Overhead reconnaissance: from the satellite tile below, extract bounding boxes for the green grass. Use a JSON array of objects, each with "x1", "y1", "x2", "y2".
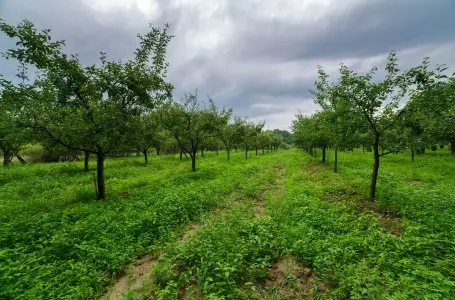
[{"x1": 1, "y1": 149, "x2": 455, "y2": 299}]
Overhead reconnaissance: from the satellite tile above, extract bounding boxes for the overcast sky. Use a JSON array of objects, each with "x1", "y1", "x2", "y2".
[{"x1": 1, "y1": 0, "x2": 455, "y2": 130}]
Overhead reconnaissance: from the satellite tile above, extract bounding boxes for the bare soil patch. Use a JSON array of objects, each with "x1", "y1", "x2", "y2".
[
  {"x1": 324, "y1": 186, "x2": 403, "y2": 235},
  {"x1": 100, "y1": 255, "x2": 157, "y2": 300},
  {"x1": 408, "y1": 180, "x2": 423, "y2": 186},
  {"x1": 263, "y1": 256, "x2": 326, "y2": 299},
  {"x1": 356, "y1": 199, "x2": 403, "y2": 236},
  {"x1": 305, "y1": 164, "x2": 324, "y2": 175},
  {"x1": 179, "y1": 283, "x2": 202, "y2": 300},
  {"x1": 179, "y1": 223, "x2": 200, "y2": 243}
]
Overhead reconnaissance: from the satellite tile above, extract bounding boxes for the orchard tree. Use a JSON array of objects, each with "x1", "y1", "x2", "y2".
[
  {"x1": 313, "y1": 72, "x2": 363, "y2": 172},
  {"x1": 257, "y1": 131, "x2": 272, "y2": 155},
  {"x1": 315, "y1": 51, "x2": 426, "y2": 200},
  {"x1": 270, "y1": 132, "x2": 283, "y2": 151},
  {"x1": 396, "y1": 110, "x2": 427, "y2": 161},
  {"x1": 237, "y1": 119, "x2": 263, "y2": 159},
  {"x1": 407, "y1": 68, "x2": 454, "y2": 154},
  {"x1": 292, "y1": 112, "x2": 330, "y2": 162},
  {"x1": 273, "y1": 129, "x2": 293, "y2": 145},
  {"x1": 131, "y1": 110, "x2": 165, "y2": 165},
  {"x1": 218, "y1": 118, "x2": 241, "y2": 161},
  {"x1": 0, "y1": 67, "x2": 32, "y2": 166},
  {"x1": 0, "y1": 20, "x2": 173, "y2": 199},
  {"x1": 0, "y1": 95, "x2": 27, "y2": 166},
  {"x1": 161, "y1": 92, "x2": 230, "y2": 171}
]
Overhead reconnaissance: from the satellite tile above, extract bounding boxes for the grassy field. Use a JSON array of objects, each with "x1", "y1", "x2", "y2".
[{"x1": 1, "y1": 149, "x2": 454, "y2": 299}]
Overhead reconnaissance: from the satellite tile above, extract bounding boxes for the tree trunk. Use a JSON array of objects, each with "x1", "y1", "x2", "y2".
[
  {"x1": 201, "y1": 148, "x2": 204, "y2": 157},
  {"x1": 16, "y1": 153, "x2": 26, "y2": 164},
  {"x1": 84, "y1": 151, "x2": 90, "y2": 171},
  {"x1": 256, "y1": 148, "x2": 258, "y2": 156},
  {"x1": 370, "y1": 135, "x2": 380, "y2": 201},
  {"x1": 451, "y1": 139, "x2": 455, "y2": 155},
  {"x1": 191, "y1": 151, "x2": 196, "y2": 171},
  {"x1": 262, "y1": 147, "x2": 265, "y2": 155},
  {"x1": 245, "y1": 148, "x2": 248, "y2": 159},
  {"x1": 411, "y1": 149, "x2": 415, "y2": 162},
  {"x1": 216, "y1": 148, "x2": 219, "y2": 155},
  {"x1": 322, "y1": 147, "x2": 326, "y2": 163},
  {"x1": 362, "y1": 146, "x2": 365, "y2": 154},
  {"x1": 227, "y1": 149, "x2": 230, "y2": 161},
  {"x1": 156, "y1": 147, "x2": 160, "y2": 156},
  {"x1": 3, "y1": 150, "x2": 11, "y2": 166},
  {"x1": 143, "y1": 149, "x2": 148, "y2": 165},
  {"x1": 96, "y1": 152, "x2": 106, "y2": 200},
  {"x1": 334, "y1": 148, "x2": 338, "y2": 173}
]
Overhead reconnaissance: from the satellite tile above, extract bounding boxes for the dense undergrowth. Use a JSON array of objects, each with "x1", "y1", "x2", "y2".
[
  {"x1": 0, "y1": 152, "x2": 278, "y2": 299},
  {"x1": 1, "y1": 149, "x2": 454, "y2": 299}
]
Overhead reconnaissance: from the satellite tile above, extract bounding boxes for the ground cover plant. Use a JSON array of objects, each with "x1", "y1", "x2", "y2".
[
  {"x1": 0, "y1": 151, "x2": 281, "y2": 299},
  {"x1": 2, "y1": 148, "x2": 454, "y2": 299}
]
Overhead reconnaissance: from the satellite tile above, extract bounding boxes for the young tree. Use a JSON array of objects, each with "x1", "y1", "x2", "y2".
[
  {"x1": 0, "y1": 20, "x2": 173, "y2": 199},
  {"x1": 130, "y1": 110, "x2": 165, "y2": 165},
  {"x1": 292, "y1": 112, "x2": 331, "y2": 162},
  {"x1": 160, "y1": 92, "x2": 229, "y2": 171},
  {"x1": 257, "y1": 131, "x2": 272, "y2": 155},
  {"x1": 313, "y1": 75, "x2": 363, "y2": 172},
  {"x1": 237, "y1": 119, "x2": 263, "y2": 159},
  {"x1": 314, "y1": 51, "x2": 423, "y2": 200},
  {"x1": 218, "y1": 117, "x2": 241, "y2": 161},
  {"x1": 270, "y1": 132, "x2": 283, "y2": 151}
]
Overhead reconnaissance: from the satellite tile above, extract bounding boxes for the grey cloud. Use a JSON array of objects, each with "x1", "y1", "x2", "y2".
[
  {"x1": 1, "y1": 0, "x2": 455, "y2": 130},
  {"x1": 231, "y1": 0, "x2": 455, "y2": 62}
]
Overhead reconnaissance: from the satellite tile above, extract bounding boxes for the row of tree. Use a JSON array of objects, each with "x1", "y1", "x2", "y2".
[
  {"x1": 293, "y1": 51, "x2": 454, "y2": 201},
  {"x1": 0, "y1": 20, "x2": 285, "y2": 199}
]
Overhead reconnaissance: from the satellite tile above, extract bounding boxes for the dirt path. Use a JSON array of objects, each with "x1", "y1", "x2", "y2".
[
  {"x1": 100, "y1": 255, "x2": 158, "y2": 300},
  {"x1": 254, "y1": 164, "x2": 286, "y2": 218},
  {"x1": 101, "y1": 164, "x2": 287, "y2": 300},
  {"x1": 100, "y1": 221, "x2": 201, "y2": 300}
]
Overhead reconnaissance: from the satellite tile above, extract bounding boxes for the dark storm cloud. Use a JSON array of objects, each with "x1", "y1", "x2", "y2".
[
  {"x1": 1, "y1": 0, "x2": 455, "y2": 129},
  {"x1": 231, "y1": 0, "x2": 455, "y2": 62}
]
